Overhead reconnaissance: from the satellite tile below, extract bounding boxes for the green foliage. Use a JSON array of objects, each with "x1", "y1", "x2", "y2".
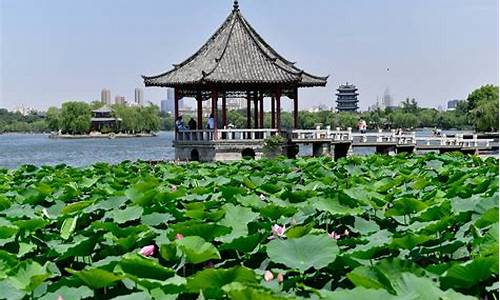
[
  {"x1": 0, "y1": 109, "x2": 48, "y2": 133},
  {"x1": 467, "y1": 85, "x2": 499, "y2": 132},
  {"x1": 60, "y1": 101, "x2": 92, "y2": 134},
  {"x1": 0, "y1": 154, "x2": 497, "y2": 299},
  {"x1": 113, "y1": 104, "x2": 160, "y2": 134}
]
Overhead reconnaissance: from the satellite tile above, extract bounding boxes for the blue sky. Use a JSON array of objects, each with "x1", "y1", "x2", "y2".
[{"x1": 1, "y1": 0, "x2": 498, "y2": 111}]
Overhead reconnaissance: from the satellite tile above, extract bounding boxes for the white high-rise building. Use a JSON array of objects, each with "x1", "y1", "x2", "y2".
[
  {"x1": 160, "y1": 88, "x2": 176, "y2": 113},
  {"x1": 115, "y1": 96, "x2": 126, "y2": 105},
  {"x1": 101, "y1": 89, "x2": 112, "y2": 105},
  {"x1": 383, "y1": 88, "x2": 393, "y2": 109},
  {"x1": 134, "y1": 88, "x2": 144, "y2": 106}
]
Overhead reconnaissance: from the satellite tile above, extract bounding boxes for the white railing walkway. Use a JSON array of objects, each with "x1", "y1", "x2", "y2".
[{"x1": 175, "y1": 128, "x2": 494, "y2": 148}]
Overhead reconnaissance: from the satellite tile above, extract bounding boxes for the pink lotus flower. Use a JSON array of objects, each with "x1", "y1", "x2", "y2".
[
  {"x1": 269, "y1": 224, "x2": 286, "y2": 240},
  {"x1": 175, "y1": 233, "x2": 184, "y2": 240},
  {"x1": 139, "y1": 245, "x2": 155, "y2": 257},
  {"x1": 264, "y1": 271, "x2": 274, "y2": 282},
  {"x1": 328, "y1": 229, "x2": 349, "y2": 240},
  {"x1": 57, "y1": 296, "x2": 64, "y2": 300},
  {"x1": 328, "y1": 231, "x2": 342, "y2": 240},
  {"x1": 277, "y1": 273, "x2": 284, "y2": 284}
]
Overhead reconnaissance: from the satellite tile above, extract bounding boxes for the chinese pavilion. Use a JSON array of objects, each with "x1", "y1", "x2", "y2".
[{"x1": 143, "y1": 0, "x2": 328, "y2": 134}]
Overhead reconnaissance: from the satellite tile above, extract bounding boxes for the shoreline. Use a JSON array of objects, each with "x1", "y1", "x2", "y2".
[{"x1": 48, "y1": 132, "x2": 158, "y2": 139}]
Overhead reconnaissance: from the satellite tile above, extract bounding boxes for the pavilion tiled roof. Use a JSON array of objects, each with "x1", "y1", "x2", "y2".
[{"x1": 143, "y1": 1, "x2": 328, "y2": 88}]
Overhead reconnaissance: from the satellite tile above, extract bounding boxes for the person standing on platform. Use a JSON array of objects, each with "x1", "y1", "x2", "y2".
[
  {"x1": 175, "y1": 116, "x2": 186, "y2": 131},
  {"x1": 188, "y1": 117, "x2": 197, "y2": 130},
  {"x1": 357, "y1": 118, "x2": 367, "y2": 134},
  {"x1": 207, "y1": 114, "x2": 215, "y2": 129}
]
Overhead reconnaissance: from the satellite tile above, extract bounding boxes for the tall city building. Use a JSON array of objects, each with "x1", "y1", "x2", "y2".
[
  {"x1": 447, "y1": 99, "x2": 460, "y2": 111},
  {"x1": 134, "y1": 88, "x2": 144, "y2": 106},
  {"x1": 336, "y1": 83, "x2": 359, "y2": 112},
  {"x1": 160, "y1": 88, "x2": 175, "y2": 113},
  {"x1": 383, "y1": 88, "x2": 398, "y2": 110},
  {"x1": 115, "y1": 96, "x2": 126, "y2": 105},
  {"x1": 101, "y1": 89, "x2": 112, "y2": 105}
]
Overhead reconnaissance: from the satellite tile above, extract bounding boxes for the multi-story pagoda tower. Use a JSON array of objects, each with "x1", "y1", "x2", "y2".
[{"x1": 336, "y1": 83, "x2": 359, "y2": 112}]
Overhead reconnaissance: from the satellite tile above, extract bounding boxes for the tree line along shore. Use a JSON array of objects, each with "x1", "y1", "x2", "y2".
[{"x1": 1, "y1": 85, "x2": 498, "y2": 134}]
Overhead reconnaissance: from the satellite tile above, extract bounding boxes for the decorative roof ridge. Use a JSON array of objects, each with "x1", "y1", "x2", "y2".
[
  {"x1": 237, "y1": 10, "x2": 329, "y2": 82},
  {"x1": 142, "y1": 8, "x2": 237, "y2": 80},
  {"x1": 202, "y1": 13, "x2": 239, "y2": 80},
  {"x1": 237, "y1": 12, "x2": 296, "y2": 67},
  {"x1": 233, "y1": 11, "x2": 303, "y2": 80}
]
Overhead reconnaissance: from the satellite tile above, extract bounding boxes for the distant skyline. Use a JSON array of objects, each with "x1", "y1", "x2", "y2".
[{"x1": 1, "y1": 0, "x2": 498, "y2": 111}]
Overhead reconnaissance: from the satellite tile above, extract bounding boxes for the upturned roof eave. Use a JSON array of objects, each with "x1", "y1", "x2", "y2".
[{"x1": 142, "y1": 6, "x2": 329, "y2": 87}]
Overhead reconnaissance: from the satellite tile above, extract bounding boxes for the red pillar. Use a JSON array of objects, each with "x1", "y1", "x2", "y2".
[
  {"x1": 174, "y1": 88, "x2": 180, "y2": 121},
  {"x1": 253, "y1": 92, "x2": 258, "y2": 129},
  {"x1": 212, "y1": 89, "x2": 218, "y2": 139},
  {"x1": 259, "y1": 92, "x2": 264, "y2": 128},
  {"x1": 275, "y1": 88, "x2": 282, "y2": 132},
  {"x1": 293, "y1": 88, "x2": 299, "y2": 129},
  {"x1": 222, "y1": 93, "x2": 227, "y2": 128},
  {"x1": 174, "y1": 88, "x2": 180, "y2": 139},
  {"x1": 271, "y1": 95, "x2": 276, "y2": 129},
  {"x1": 246, "y1": 92, "x2": 251, "y2": 129},
  {"x1": 196, "y1": 91, "x2": 203, "y2": 130}
]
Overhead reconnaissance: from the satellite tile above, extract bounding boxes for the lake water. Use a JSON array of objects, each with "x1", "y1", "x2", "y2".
[
  {"x1": 0, "y1": 130, "x2": 480, "y2": 169},
  {"x1": 0, "y1": 132, "x2": 176, "y2": 169}
]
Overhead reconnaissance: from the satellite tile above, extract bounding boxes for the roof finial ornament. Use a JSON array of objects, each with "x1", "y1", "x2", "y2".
[{"x1": 233, "y1": 0, "x2": 239, "y2": 11}]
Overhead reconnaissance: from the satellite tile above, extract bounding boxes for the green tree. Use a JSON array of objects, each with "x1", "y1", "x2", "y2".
[
  {"x1": 467, "y1": 85, "x2": 498, "y2": 111},
  {"x1": 46, "y1": 107, "x2": 61, "y2": 131},
  {"x1": 466, "y1": 85, "x2": 499, "y2": 132},
  {"x1": 142, "y1": 105, "x2": 161, "y2": 132},
  {"x1": 60, "y1": 102, "x2": 91, "y2": 134},
  {"x1": 401, "y1": 98, "x2": 418, "y2": 113},
  {"x1": 471, "y1": 99, "x2": 499, "y2": 132}
]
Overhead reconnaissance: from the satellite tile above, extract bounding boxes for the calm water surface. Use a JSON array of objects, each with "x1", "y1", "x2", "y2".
[
  {"x1": 0, "y1": 132, "x2": 175, "y2": 169},
  {"x1": 0, "y1": 130, "x2": 477, "y2": 169}
]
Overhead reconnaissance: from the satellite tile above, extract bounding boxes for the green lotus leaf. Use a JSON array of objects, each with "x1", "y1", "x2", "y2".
[
  {"x1": 217, "y1": 204, "x2": 259, "y2": 242},
  {"x1": 116, "y1": 253, "x2": 174, "y2": 281},
  {"x1": 266, "y1": 234, "x2": 339, "y2": 272},
  {"x1": 39, "y1": 286, "x2": 94, "y2": 300},
  {"x1": 170, "y1": 221, "x2": 231, "y2": 241},
  {"x1": 186, "y1": 266, "x2": 257, "y2": 298},
  {"x1": 60, "y1": 216, "x2": 78, "y2": 240},
  {"x1": 319, "y1": 287, "x2": 401, "y2": 300},
  {"x1": 66, "y1": 268, "x2": 123, "y2": 289},
  {"x1": 176, "y1": 236, "x2": 221, "y2": 264},
  {"x1": 312, "y1": 197, "x2": 364, "y2": 216},
  {"x1": 106, "y1": 206, "x2": 143, "y2": 224},
  {"x1": 441, "y1": 256, "x2": 498, "y2": 289},
  {"x1": 7, "y1": 260, "x2": 52, "y2": 292}
]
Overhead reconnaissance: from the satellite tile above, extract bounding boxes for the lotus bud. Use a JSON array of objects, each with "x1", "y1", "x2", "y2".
[
  {"x1": 264, "y1": 271, "x2": 274, "y2": 282},
  {"x1": 175, "y1": 233, "x2": 184, "y2": 240},
  {"x1": 139, "y1": 245, "x2": 155, "y2": 257},
  {"x1": 171, "y1": 185, "x2": 177, "y2": 191},
  {"x1": 57, "y1": 296, "x2": 64, "y2": 300},
  {"x1": 344, "y1": 229, "x2": 349, "y2": 236},
  {"x1": 277, "y1": 272, "x2": 284, "y2": 284}
]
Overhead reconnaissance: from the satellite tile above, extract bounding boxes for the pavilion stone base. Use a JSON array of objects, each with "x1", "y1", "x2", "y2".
[{"x1": 174, "y1": 141, "x2": 264, "y2": 162}]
